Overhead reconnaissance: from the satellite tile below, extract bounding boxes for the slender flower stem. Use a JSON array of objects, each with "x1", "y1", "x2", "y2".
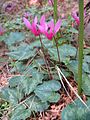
[
  {"x1": 54, "y1": 37, "x2": 60, "y2": 63},
  {"x1": 39, "y1": 36, "x2": 53, "y2": 80},
  {"x1": 78, "y1": 0, "x2": 84, "y2": 95}
]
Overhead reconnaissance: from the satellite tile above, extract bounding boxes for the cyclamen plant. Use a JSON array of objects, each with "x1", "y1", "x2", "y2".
[
  {"x1": 23, "y1": 15, "x2": 62, "y2": 40},
  {"x1": 23, "y1": 15, "x2": 62, "y2": 79}
]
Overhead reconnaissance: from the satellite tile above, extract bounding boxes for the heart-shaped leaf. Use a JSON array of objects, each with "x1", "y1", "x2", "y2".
[{"x1": 34, "y1": 80, "x2": 61, "y2": 102}]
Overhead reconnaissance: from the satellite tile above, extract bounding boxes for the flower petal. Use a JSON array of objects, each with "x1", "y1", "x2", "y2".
[
  {"x1": 48, "y1": 19, "x2": 54, "y2": 33},
  {"x1": 54, "y1": 19, "x2": 62, "y2": 34},
  {"x1": 40, "y1": 15, "x2": 45, "y2": 25},
  {"x1": 23, "y1": 17, "x2": 32, "y2": 30},
  {"x1": 72, "y1": 11, "x2": 80, "y2": 25},
  {"x1": 48, "y1": 19, "x2": 54, "y2": 28},
  {"x1": 37, "y1": 24, "x2": 45, "y2": 34},
  {"x1": 45, "y1": 31, "x2": 54, "y2": 40},
  {"x1": 34, "y1": 16, "x2": 38, "y2": 24}
]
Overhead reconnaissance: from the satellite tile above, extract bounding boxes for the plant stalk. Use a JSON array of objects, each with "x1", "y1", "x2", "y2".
[
  {"x1": 53, "y1": 0, "x2": 60, "y2": 63},
  {"x1": 54, "y1": 0, "x2": 58, "y2": 23},
  {"x1": 39, "y1": 36, "x2": 53, "y2": 80},
  {"x1": 78, "y1": 0, "x2": 84, "y2": 95},
  {"x1": 54, "y1": 37, "x2": 60, "y2": 63}
]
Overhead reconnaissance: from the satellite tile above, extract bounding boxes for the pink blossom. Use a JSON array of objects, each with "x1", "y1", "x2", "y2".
[
  {"x1": 0, "y1": 26, "x2": 5, "y2": 36},
  {"x1": 48, "y1": 0, "x2": 53, "y2": 6},
  {"x1": 72, "y1": 11, "x2": 80, "y2": 25},
  {"x1": 23, "y1": 12, "x2": 31, "y2": 19},
  {"x1": 38, "y1": 19, "x2": 62, "y2": 40},
  {"x1": 23, "y1": 16, "x2": 41, "y2": 36}
]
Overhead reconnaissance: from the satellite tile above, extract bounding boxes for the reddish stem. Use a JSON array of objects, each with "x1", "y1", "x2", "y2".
[{"x1": 39, "y1": 36, "x2": 53, "y2": 80}]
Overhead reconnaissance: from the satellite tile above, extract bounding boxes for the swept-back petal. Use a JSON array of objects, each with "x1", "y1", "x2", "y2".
[
  {"x1": 72, "y1": 11, "x2": 80, "y2": 25},
  {"x1": 34, "y1": 16, "x2": 38, "y2": 24},
  {"x1": 40, "y1": 15, "x2": 45, "y2": 25},
  {"x1": 23, "y1": 17, "x2": 31, "y2": 30},
  {"x1": 48, "y1": 19, "x2": 54, "y2": 33},
  {"x1": 54, "y1": 19, "x2": 62, "y2": 34},
  {"x1": 37, "y1": 24, "x2": 45, "y2": 34},
  {"x1": 45, "y1": 31, "x2": 54, "y2": 40},
  {"x1": 48, "y1": 19, "x2": 54, "y2": 28}
]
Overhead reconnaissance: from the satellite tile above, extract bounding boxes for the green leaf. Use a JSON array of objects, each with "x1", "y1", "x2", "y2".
[
  {"x1": 83, "y1": 62, "x2": 90, "y2": 74},
  {"x1": 30, "y1": 38, "x2": 53, "y2": 49},
  {"x1": 34, "y1": 80, "x2": 61, "y2": 102},
  {"x1": 82, "y1": 73, "x2": 90, "y2": 96},
  {"x1": 62, "y1": 20, "x2": 68, "y2": 27},
  {"x1": 84, "y1": 55, "x2": 90, "y2": 63},
  {"x1": 1, "y1": 87, "x2": 20, "y2": 105},
  {"x1": 6, "y1": 43, "x2": 36, "y2": 60},
  {"x1": 49, "y1": 44, "x2": 77, "y2": 63},
  {"x1": 1, "y1": 70, "x2": 43, "y2": 105},
  {"x1": 10, "y1": 95, "x2": 49, "y2": 120},
  {"x1": 22, "y1": 72, "x2": 43, "y2": 95},
  {"x1": 83, "y1": 48, "x2": 90, "y2": 55},
  {"x1": 67, "y1": 27, "x2": 78, "y2": 34},
  {"x1": 4, "y1": 32, "x2": 25, "y2": 46},
  {"x1": 26, "y1": 95, "x2": 49, "y2": 112},
  {"x1": 66, "y1": 60, "x2": 78, "y2": 80},
  {"x1": 10, "y1": 62, "x2": 26, "y2": 73},
  {"x1": 61, "y1": 99, "x2": 90, "y2": 120},
  {"x1": 10, "y1": 104, "x2": 31, "y2": 120},
  {"x1": 0, "y1": 33, "x2": 8, "y2": 41}
]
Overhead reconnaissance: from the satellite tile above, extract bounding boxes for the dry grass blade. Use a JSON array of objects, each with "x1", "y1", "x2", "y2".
[
  {"x1": 56, "y1": 65, "x2": 89, "y2": 110},
  {"x1": 55, "y1": 67, "x2": 76, "y2": 105}
]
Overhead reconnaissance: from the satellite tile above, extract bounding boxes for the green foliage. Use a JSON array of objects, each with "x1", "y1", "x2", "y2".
[
  {"x1": 0, "y1": 33, "x2": 8, "y2": 42},
  {"x1": 4, "y1": 17, "x2": 23, "y2": 31},
  {"x1": 61, "y1": 99, "x2": 90, "y2": 120},
  {"x1": 0, "y1": 68, "x2": 61, "y2": 119},
  {"x1": 34, "y1": 80, "x2": 61, "y2": 102},
  {"x1": 82, "y1": 74, "x2": 90, "y2": 96},
  {"x1": 6, "y1": 43, "x2": 36, "y2": 60},
  {"x1": 10, "y1": 95, "x2": 49, "y2": 120},
  {"x1": 67, "y1": 27, "x2": 78, "y2": 34},
  {"x1": 49, "y1": 44, "x2": 77, "y2": 64},
  {"x1": 1, "y1": 1, "x2": 90, "y2": 119},
  {"x1": 4, "y1": 32, "x2": 25, "y2": 46}
]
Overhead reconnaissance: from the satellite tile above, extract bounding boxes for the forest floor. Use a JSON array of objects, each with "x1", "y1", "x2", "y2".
[{"x1": 0, "y1": 0, "x2": 89, "y2": 120}]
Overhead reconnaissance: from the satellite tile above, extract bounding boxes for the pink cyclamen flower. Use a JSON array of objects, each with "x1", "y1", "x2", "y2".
[
  {"x1": 48, "y1": 0, "x2": 53, "y2": 6},
  {"x1": 0, "y1": 26, "x2": 5, "y2": 36},
  {"x1": 72, "y1": 10, "x2": 86, "y2": 25},
  {"x1": 38, "y1": 18, "x2": 62, "y2": 40},
  {"x1": 23, "y1": 12, "x2": 31, "y2": 19},
  {"x1": 72, "y1": 11, "x2": 80, "y2": 25},
  {"x1": 23, "y1": 16, "x2": 41, "y2": 36}
]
